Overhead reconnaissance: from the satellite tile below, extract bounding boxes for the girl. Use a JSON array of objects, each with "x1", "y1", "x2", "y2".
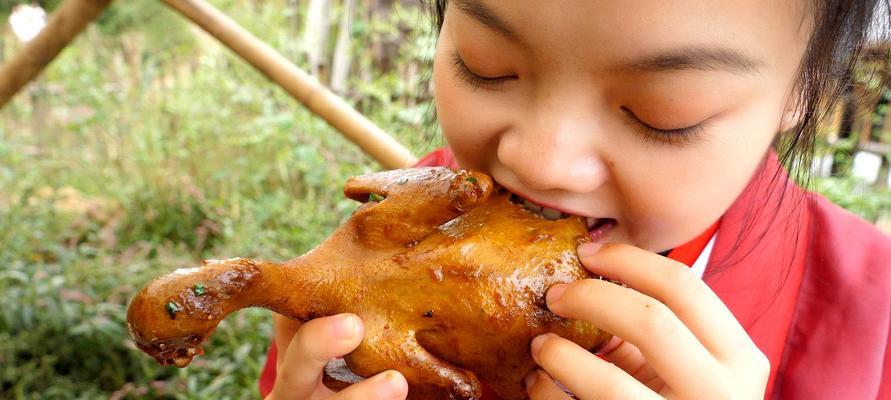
[{"x1": 261, "y1": 1, "x2": 891, "y2": 399}]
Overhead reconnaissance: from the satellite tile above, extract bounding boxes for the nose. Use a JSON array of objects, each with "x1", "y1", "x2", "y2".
[{"x1": 497, "y1": 102, "x2": 609, "y2": 193}]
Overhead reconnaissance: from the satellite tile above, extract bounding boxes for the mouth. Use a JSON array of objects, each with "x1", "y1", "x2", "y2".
[{"x1": 508, "y1": 192, "x2": 617, "y2": 240}]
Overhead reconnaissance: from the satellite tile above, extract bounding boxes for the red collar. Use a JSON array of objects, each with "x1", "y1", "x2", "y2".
[{"x1": 667, "y1": 220, "x2": 720, "y2": 267}]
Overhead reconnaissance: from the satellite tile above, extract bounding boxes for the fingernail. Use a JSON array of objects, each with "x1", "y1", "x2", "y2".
[
  {"x1": 578, "y1": 242, "x2": 602, "y2": 258},
  {"x1": 332, "y1": 314, "x2": 358, "y2": 339},
  {"x1": 546, "y1": 284, "x2": 567, "y2": 305},
  {"x1": 375, "y1": 371, "x2": 407, "y2": 399},
  {"x1": 530, "y1": 333, "x2": 554, "y2": 361},
  {"x1": 524, "y1": 370, "x2": 539, "y2": 390}
]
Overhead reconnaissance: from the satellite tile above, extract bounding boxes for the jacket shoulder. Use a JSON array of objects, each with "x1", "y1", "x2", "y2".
[
  {"x1": 773, "y1": 193, "x2": 890, "y2": 399},
  {"x1": 807, "y1": 192, "x2": 891, "y2": 271}
]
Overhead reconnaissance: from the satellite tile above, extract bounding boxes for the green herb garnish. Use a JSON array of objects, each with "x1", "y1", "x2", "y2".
[
  {"x1": 165, "y1": 301, "x2": 182, "y2": 318},
  {"x1": 465, "y1": 177, "x2": 478, "y2": 184},
  {"x1": 193, "y1": 283, "x2": 206, "y2": 296},
  {"x1": 368, "y1": 192, "x2": 385, "y2": 202}
]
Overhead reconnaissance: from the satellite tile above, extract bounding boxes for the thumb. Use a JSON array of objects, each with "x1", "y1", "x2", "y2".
[{"x1": 272, "y1": 314, "x2": 364, "y2": 399}]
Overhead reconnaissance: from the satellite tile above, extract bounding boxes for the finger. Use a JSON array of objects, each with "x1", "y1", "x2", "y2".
[
  {"x1": 272, "y1": 314, "x2": 364, "y2": 399},
  {"x1": 598, "y1": 339, "x2": 663, "y2": 392},
  {"x1": 525, "y1": 369, "x2": 574, "y2": 400},
  {"x1": 531, "y1": 333, "x2": 662, "y2": 400},
  {"x1": 333, "y1": 370, "x2": 408, "y2": 400},
  {"x1": 577, "y1": 242, "x2": 756, "y2": 359},
  {"x1": 546, "y1": 279, "x2": 721, "y2": 395},
  {"x1": 273, "y1": 313, "x2": 303, "y2": 372}
]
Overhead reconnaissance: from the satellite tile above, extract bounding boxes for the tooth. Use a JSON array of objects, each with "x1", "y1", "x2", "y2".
[
  {"x1": 523, "y1": 200, "x2": 542, "y2": 213},
  {"x1": 587, "y1": 217, "x2": 597, "y2": 228},
  {"x1": 540, "y1": 207, "x2": 562, "y2": 220}
]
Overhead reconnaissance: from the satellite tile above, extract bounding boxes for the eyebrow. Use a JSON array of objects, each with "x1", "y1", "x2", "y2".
[
  {"x1": 451, "y1": 0, "x2": 761, "y2": 75},
  {"x1": 622, "y1": 47, "x2": 763, "y2": 74}
]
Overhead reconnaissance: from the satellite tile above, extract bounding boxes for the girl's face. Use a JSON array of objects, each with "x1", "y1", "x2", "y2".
[{"x1": 433, "y1": 0, "x2": 811, "y2": 252}]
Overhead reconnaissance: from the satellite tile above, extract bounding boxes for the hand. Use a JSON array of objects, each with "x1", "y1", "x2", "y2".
[
  {"x1": 266, "y1": 313, "x2": 408, "y2": 400},
  {"x1": 525, "y1": 243, "x2": 769, "y2": 399}
]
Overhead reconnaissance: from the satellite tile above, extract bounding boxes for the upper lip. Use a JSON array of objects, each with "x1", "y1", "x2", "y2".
[{"x1": 500, "y1": 184, "x2": 591, "y2": 218}]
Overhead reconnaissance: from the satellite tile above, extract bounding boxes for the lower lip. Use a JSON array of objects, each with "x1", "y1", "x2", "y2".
[{"x1": 588, "y1": 219, "x2": 616, "y2": 241}]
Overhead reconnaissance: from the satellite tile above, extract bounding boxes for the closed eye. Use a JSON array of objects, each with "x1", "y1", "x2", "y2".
[
  {"x1": 620, "y1": 107, "x2": 706, "y2": 145},
  {"x1": 451, "y1": 52, "x2": 517, "y2": 90}
]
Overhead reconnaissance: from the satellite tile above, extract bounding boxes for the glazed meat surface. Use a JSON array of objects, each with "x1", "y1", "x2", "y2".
[{"x1": 127, "y1": 167, "x2": 610, "y2": 400}]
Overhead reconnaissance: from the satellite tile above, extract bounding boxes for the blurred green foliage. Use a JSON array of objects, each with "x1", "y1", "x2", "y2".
[
  {"x1": 1, "y1": 0, "x2": 439, "y2": 398},
  {"x1": 817, "y1": 175, "x2": 891, "y2": 222}
]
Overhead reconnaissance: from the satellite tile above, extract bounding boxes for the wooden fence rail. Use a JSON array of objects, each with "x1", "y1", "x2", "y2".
[
  {"x1": 0, "y1": 0, "x2": 417, "y2": 169},
  {"x1": 0, "y1": 0, "x2": 112, "y2": 107}
]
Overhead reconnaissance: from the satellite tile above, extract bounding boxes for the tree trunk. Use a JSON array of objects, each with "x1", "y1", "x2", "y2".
[
  {"x1": 330, "y1": 0, "x2": 354, "y2": 94},
  {"x1": 368, "y1": 0, "x2": 397, "y2": 72},
  {"x1": 287, "y1": 0, "x2": 302, "y2": 36},
  {"x1": 854, "y1": 87, "x2": 882, "y2": 145},
  {"x1": 824, "y1": 100, "x2": 845, "y2": 144},
  {"x1": 875, "y1": 156, "x2": 889, "y2": 189},
  {"x1": 880, "y1": 103, "x2": 891, "y2": 143},
  {"x1": 304, "y1": 0, "x2": 332, "y2": 78}
]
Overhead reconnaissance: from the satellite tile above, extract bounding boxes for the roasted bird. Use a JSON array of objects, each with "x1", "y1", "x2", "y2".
[{"x1": 127, "y1": 167, "x2": 610, "y2": 400}]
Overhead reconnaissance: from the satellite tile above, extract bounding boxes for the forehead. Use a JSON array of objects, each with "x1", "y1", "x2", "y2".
[{"x1": 449, "y1": 0, "x2": 810, "y2": 71}]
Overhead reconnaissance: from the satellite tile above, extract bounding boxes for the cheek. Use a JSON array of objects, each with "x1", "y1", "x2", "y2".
[{"x1": 616, "y1": 101, "x2": 782, "y2": 251}]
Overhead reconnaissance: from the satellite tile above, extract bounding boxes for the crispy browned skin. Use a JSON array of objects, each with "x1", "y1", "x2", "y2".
[{"x1": 127, "y1": 167, "x2": 610, "y2": 400}]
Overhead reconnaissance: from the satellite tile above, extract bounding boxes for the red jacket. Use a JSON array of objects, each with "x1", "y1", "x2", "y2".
[{"x1": 259, "y1": 148, "x2": 891, "y2": 399}]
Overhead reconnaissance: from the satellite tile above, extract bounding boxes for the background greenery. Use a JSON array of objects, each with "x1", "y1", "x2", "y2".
[{"x1": 0, "y1": 1, "x2": 888, "y2": 399}]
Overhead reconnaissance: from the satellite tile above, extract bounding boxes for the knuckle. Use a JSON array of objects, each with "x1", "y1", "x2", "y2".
[
  {"x1": 664, "y1": 262, "x2": 702, "y2": 293},
  {"x1": 638, "y1": 299, "x2": 678, "y2": 335},
  {"x1": 273, "y1": 361, "x2": 318, "y2": 393},
  {"x1": 274, "y1": 366, "x2": 301, "y2": 389},
  {"x1": 565, "y1": 279, "x2": 602, "y2": 304}
]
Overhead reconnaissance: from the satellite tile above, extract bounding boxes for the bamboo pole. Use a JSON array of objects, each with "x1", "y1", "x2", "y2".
[
  {"x1": 0, "y1": 0, "x2": 113, "y2": 108},
  {"x1": 162, "y1": 0, "x2": 418, "y2": 169}
]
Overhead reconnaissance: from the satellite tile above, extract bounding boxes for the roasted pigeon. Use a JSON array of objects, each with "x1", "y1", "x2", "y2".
[{"x1": 127, "y1": 167, "x2": 610, "y2": 400}]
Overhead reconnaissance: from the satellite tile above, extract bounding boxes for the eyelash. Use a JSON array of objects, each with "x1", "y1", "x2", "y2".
[
  {"x1": 620, "y1": 107, "x2": 705, "y2": 145},
  {"x1": 451, "y1": 52, "x2": 516, "y2": 90},
  {"x1": 450, "y1": 52, "x2": 704, "y2": 146}
]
